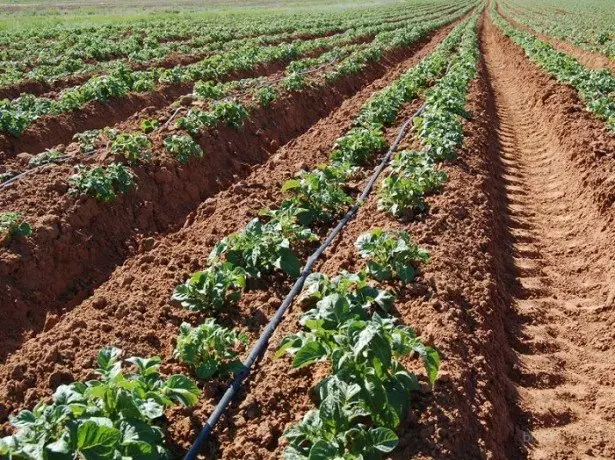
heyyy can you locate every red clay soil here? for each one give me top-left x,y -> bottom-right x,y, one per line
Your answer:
3,10 -> 614,460
482,13 -> 615,459
0,8 -> 454,158
0,23 -> 462,436
0,25 -> 463,365
213,15 -> 615,460
497,4 -> 615,74
209,22 -> 518,460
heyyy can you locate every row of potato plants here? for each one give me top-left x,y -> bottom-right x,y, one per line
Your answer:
0,2 -> 456,86
0,17 -> 451,248
3,3 -> 472,187
0,5 -> 434,90
500,0 -> 615,59
0,4 -> 473,137
171,17 -> 472,312
0,13 -> 474,460
491,5 -> 615,132
172,7 -> 475,141
276,16 -> 479,459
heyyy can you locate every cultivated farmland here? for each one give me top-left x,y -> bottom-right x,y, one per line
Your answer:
0,0 -> 614,458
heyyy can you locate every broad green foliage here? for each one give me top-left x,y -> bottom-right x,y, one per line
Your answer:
0,2 -> 476,137
355,229 -> 429,283
177,100 -> 249,134
175,319 -> 248,379
378,173 -> 427,216
28,149 -> 63,168
73,129 -> 102,153
69,163 -> 136,201
252,85 -> 278,107
0,212 -> 32,241
378,15 -> 478,216
163,135 -> 204,163
0,347 -> 199,460
298,271 -> 395,312
194,80 -> 227,100
110,132 -> 152,164
330,127 -> 387,167
172,263 -> 247,311
140,119 -> 160,133
209,218 -> 304,279
283,376 -> 399,459
278,14 -> 482,459
281,167 -> 353,226
502,0 -> 615,59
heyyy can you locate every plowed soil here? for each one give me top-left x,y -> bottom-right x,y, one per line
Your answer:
1,8 -> 615,460
0,21 -> 462,451
0,21 -> 460,364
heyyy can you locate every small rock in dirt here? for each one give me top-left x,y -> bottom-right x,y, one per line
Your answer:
48,370 -> 73,389
180,95 -> 195,106
16,152 -> 33,165
140,237 -> 156,252
10,364 -> 24,380
43,313 -> 60,332
92,297 -> 107,309
121,275 -> 135,287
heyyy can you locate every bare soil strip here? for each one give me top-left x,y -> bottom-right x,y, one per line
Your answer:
0,25 -> 460,450
482,14 -> 615,459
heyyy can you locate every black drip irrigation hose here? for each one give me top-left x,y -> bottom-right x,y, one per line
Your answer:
184,103 -> 426,460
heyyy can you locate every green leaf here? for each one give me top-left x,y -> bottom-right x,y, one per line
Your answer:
136,399 -> 165,420
293,341 -> 327,368
77,420 -> 121,459
309,440 -> 338,459
277,246 -> 301,278
164,375 -> 200,407
195,358 -> 218,380
369,427 -> 398,453
422,346 -> 440,384
397,264 -> 416,283
97,347 -> 122,370
281,179 -> 301,192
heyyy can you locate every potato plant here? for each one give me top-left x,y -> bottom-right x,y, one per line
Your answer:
0,212 -> 32,242
0,347 -> 199,459
175,319 -> 248,379
355,229 -> 429,283
68,163 -> 136,201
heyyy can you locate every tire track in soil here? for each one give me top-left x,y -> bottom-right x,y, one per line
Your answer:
483,14 -> 615,460
0,23 -> 463,451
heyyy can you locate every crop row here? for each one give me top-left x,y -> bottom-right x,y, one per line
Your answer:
277,16 -> 479,458
0,12 -> 477,458
0,2 -> 471,90
500,0 -> 615,60
491,5 -> 615,132
0,10 -> 456,186
0,3 -> 475,138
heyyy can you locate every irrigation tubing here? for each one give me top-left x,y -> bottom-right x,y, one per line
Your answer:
184,103 -> 426,460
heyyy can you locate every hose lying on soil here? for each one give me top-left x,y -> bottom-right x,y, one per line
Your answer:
184,103 -> 427,460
